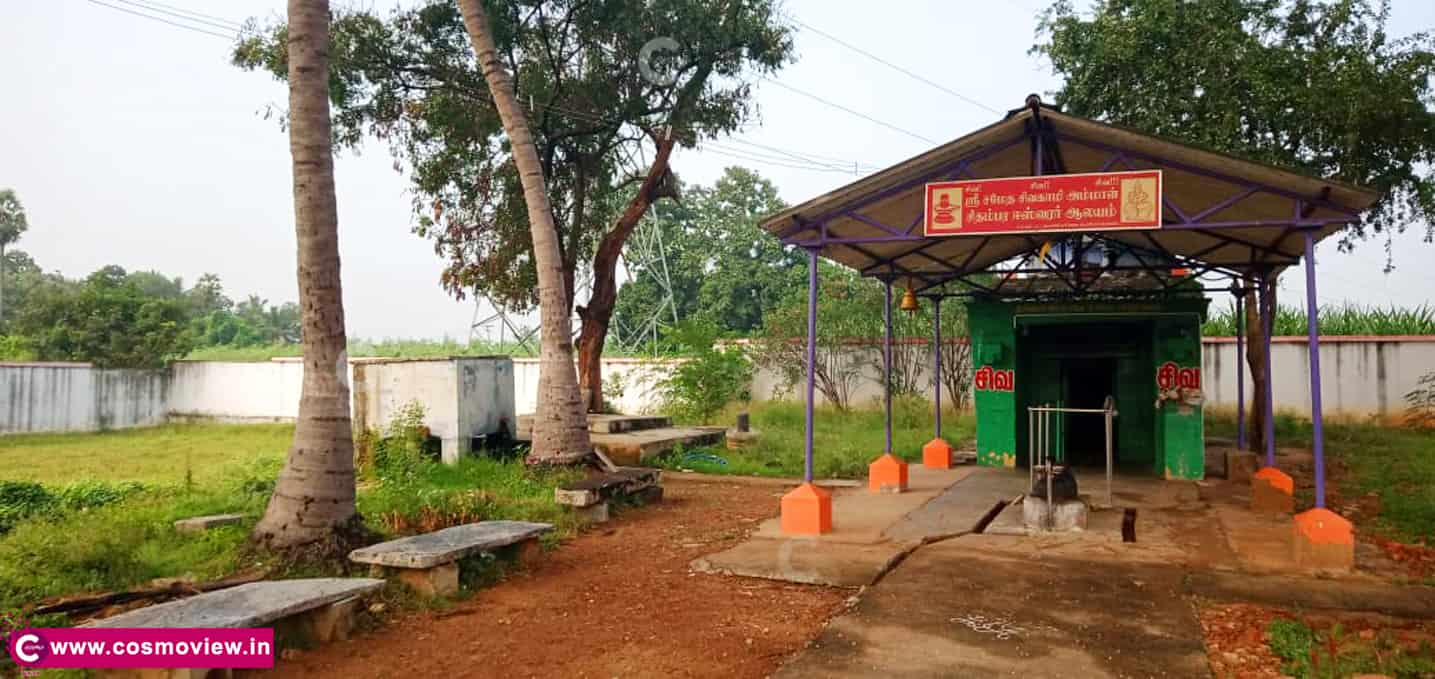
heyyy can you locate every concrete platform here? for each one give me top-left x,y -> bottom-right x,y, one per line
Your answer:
514,412 -> 672,436
591,426 -> 725,465
692,467 -> 990,587
774,548 -> 1210,678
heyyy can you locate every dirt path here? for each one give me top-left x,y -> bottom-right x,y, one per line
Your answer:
271,479 -> 848,679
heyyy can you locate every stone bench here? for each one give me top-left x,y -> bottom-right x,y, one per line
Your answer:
84,577 -> 385,677
348,520 -> 552,597
555,467 -> 662,523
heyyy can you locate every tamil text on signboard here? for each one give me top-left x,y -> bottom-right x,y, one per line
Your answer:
924,170 -> 1163,237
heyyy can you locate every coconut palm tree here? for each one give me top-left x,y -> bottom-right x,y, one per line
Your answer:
253,0 -> 358,548
456,0 -> 591,464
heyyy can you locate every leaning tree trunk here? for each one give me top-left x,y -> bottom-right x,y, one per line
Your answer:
576,134 -> 678,412
1244,273 -> 1277,455
458,0 -> 590,464
253,0 -> 357,548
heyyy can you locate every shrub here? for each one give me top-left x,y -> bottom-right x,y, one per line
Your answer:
656,321 -> 752,424
1406,370 -> 1435,428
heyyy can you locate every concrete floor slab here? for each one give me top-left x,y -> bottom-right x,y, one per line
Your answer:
885,467 -> 1028,542
750,466 -> 974,546
774,547 -> 1210,678
690,537 -> 907,587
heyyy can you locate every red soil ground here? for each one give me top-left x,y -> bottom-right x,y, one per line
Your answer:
271,478 -> 849,678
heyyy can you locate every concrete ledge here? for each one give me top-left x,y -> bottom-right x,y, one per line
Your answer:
1186,571 -> 1435,619
1225,451 -> 1257,482
173,514 -> 244,534
348,521 -> 552,569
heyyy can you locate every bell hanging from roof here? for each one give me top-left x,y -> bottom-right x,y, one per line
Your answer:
899,285 -> 920,312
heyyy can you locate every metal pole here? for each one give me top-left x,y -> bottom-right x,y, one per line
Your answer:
933,297 -> 943,439
1235,287 -> 1246,450
1045,406 -> 1053,531
1028,407 -> 1035,494
1105,403 -> 1114,508
883,278 -> 893,454
1261,270 -> 1276,468
804,248 -> 818,483
1303,232 -> 1327,508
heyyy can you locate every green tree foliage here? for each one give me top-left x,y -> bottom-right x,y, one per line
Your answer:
1034,0 -> 1435,250
0,188 -> 30,333
1,253 -> 299,367
614,166 -> 802,336
14,267 -> 193,368
233,0 -> 793,313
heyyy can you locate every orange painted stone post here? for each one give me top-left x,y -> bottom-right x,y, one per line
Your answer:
923,438 -> 953,469
1292,508 -> 1354,571
1250,467 -> 1294,514
868,453 -> 909,493
781,483 -> 832,535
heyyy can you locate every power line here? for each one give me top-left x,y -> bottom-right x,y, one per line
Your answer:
85,0 -> 235,40
759,76 -> 938,145
112,0 -> 243,31
792,18 -> 1000,115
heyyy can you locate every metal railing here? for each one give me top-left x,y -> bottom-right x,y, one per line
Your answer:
1027,397 -> 1119,516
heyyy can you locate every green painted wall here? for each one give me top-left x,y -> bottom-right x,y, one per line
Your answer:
965,296 -> 1208,480
969,301 -> 1018,468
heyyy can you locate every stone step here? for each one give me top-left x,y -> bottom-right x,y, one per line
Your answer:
515,413 -> 673,437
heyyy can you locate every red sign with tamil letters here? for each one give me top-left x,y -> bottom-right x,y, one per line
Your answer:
924,170 -> 1163,237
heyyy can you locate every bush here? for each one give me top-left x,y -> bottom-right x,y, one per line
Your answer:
0,479 -> 147,534
655,321 -> 752,424
356,400 -> 436,481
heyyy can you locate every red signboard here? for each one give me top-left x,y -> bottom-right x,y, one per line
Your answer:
924,170 -> 1163,237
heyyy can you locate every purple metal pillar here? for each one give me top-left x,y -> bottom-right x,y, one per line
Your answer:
1261,270 -> 1276,468
932,297 -> 943,439
803,248 -> 818,483
1235,287 -> 1246,450
883,279 -> 893,454
1303,232 -> 1327,507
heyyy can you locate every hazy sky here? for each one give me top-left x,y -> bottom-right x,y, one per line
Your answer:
4,0 -> 1433,341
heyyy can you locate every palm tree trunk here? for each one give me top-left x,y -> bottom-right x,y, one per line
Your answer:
458,0 -> 591,464
253,0 -> 358,548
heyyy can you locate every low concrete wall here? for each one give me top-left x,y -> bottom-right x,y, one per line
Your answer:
512,357 -> 674,416
1202,336 -> 1435,419
0,363 -> 168,434
3,336 -> 1430,435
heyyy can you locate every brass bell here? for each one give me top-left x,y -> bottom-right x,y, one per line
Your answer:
899,286 -> 920,312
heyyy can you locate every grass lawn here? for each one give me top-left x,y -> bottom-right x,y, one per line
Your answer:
1206,412 -> 1435,544
0,424 -> 294,485
0,423 -> 582,619
652,398 -> 976,479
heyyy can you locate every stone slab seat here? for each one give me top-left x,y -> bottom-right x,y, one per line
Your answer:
555,467 -> 662,524
349,521 -> 553,569
348,520 -> 552,597
84,578 -> 384,630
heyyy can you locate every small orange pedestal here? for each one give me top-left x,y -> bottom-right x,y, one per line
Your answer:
1293,508 -> 1354,571
922,438 -> 953,469
1251,467 -> 1294,514
780,482 -> 832,535
868,453 -> 909,493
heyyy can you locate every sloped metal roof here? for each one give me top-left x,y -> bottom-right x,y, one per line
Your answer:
760,103 -> 1381,289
